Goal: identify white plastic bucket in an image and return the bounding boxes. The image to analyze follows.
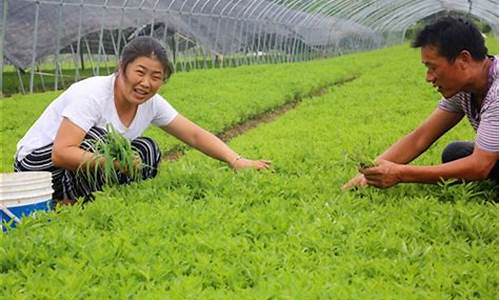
[0,172,54,231]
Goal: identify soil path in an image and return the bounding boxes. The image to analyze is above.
[164,75,358,161]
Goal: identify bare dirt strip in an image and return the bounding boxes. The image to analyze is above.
[164,75,358,161]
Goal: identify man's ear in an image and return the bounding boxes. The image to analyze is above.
[455,50,473,70]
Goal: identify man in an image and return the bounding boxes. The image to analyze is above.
[343,17,498,190]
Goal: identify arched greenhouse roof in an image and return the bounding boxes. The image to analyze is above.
[1,0,498,71]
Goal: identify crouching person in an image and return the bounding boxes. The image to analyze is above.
[343,17,498,190]
[14,36,271,204]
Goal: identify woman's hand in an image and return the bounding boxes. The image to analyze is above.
[230,157,272,170]
[163,116,272,171]
[115,154,143,176]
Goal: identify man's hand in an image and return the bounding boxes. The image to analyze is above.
[342,173,368,190]
[359,159,403,188]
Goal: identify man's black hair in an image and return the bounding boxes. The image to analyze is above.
[412,17,488,61]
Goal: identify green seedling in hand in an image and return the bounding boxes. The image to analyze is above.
[77,124,143,189]
[358,160,377,171]
[347,152,377,172]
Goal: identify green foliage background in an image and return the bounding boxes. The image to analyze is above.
[0,39,498,298]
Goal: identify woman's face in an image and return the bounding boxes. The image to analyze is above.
[118,56,165,105]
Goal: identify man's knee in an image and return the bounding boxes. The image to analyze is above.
[442,141,498,183]
[441,141,474,163]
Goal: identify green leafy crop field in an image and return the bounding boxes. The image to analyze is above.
[0,40,498,298]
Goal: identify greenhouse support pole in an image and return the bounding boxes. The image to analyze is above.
[245,1,261,65]
[265,6,282,64]
[160,13,172,68]
[117,0,130,63]
[29,1,40,94]
[246,22,256,65]
[234,21,245,68]
[253,24,263,64]
[171,33,177,72]
[241,0,262,65]
[84,38,96,75]
[75,0,84,81]
[289,31,299,63]
[255,0,275,65]
[96,1,110,76]
[244,22,253,66]
[16,68,25,95]
[278,33,286,64]
[270,32,279,64]
[54,0,64,91]
[254,24,263,64]
[213,16,224,68]
[275,0,299,62]
[180,36,187,72]
[261,26,269,64]
[220,0,238,68]
[236,20,247,66]
[273,32,282,64]
[215,9,226,67]
[186,11,198,69]
[0,0,8,97]
[38,64,46,92]
[109,29,118,58]
[150,2,159,37]
[178,0,193,70]
[226,16,240,67]
[294,27,306,62]
[225,1,243,68]
[401,28,407,43]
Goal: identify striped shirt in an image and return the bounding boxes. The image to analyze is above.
[438,56,498,153]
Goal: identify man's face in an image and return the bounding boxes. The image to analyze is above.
[421,45,465,98]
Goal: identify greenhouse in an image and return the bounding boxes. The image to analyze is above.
[0,0,497,95]
[0,0,499,298]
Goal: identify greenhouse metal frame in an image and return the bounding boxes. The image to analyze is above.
[0,0,498,96]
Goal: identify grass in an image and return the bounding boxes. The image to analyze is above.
[1,52,317,96]
[0,48,375,172]
[0,40,498,298]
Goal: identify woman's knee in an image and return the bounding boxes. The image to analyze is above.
[85,126,107,140]
[79,127,108,152]
[131,137,161,179]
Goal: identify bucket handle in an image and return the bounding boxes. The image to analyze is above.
[0,203,21,224]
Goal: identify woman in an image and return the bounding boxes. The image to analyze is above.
[15,37,271,203]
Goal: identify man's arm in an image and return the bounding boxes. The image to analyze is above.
[362,147,497,187]
[400,147,497,182]
[343,107,462,190]
[376,107,463,163]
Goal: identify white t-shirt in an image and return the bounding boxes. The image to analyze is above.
[16,74,178,160]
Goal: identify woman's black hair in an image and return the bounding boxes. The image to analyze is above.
[120,36,174,80]
[412,17,488,62]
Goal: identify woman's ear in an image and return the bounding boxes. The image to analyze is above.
[117,65,124,77]
[117,62,128,78]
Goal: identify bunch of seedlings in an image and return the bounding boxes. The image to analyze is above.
[78,124,143,188]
